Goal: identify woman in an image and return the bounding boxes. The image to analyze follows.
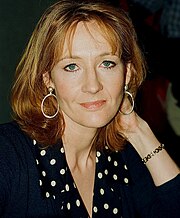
[0,0,179,217]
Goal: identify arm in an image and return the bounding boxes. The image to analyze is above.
[119,111,179,186]
[122,143,180,218]
[0,161,11,217]
[0,123,18,216]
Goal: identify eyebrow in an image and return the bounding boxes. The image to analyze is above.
[59,52,117,61]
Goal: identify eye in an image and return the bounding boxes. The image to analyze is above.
[100,60,116,69]
[64,63,79,72]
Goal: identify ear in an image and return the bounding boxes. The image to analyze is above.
[43,72,55,89]
[125,63,132,85]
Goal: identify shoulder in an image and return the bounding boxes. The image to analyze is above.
[0,121,24,136]
[0,121,34,166]
[0,121,31,144]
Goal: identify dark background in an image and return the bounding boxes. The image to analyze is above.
[0,0,58,123]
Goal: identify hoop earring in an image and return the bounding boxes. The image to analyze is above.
[119,85,134,115]
[41,87,59,119]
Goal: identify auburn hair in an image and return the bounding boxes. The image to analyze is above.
[11,0,146,150]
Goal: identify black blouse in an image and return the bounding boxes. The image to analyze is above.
[35,139,130,217]
[0,121,180,218]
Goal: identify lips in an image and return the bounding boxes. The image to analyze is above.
[80,100,106,110]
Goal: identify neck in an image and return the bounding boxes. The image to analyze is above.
[62,123,97,170]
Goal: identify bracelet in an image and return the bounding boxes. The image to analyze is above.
[142,143,165,164]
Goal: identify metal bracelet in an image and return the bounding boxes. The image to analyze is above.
[142,143,165,164]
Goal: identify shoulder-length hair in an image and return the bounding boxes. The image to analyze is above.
[11,0,146,151]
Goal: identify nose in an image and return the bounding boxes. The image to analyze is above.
[81,68,103,94]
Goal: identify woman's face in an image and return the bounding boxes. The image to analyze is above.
[48,21,130,130]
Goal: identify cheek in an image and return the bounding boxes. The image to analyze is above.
[53,81,78,105]
[110,82,125,110]
[110,78,124,98]
[51,74,69,98]
[55,85,69,102]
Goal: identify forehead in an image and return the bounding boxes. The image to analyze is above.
[64,21,115,56]
[55,20,120,60]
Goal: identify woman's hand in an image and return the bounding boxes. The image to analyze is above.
[117,102,179,186]
[117,102,157,154]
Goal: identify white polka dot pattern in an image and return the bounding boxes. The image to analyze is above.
[60,169,65,175]
[113,208,118,214]
[93,206,98,213]
[50,159,56,165]
[40,150,46,156]
[34,141,130,217]
[76,199,81,207]
[42,171,46,177]
[51,180,56,187]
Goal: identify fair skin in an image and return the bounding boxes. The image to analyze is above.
[43,21,179,217]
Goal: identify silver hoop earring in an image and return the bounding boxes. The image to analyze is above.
[119,85,134,115]
[41,87,59,119]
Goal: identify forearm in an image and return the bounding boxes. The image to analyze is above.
[128,121,180,186]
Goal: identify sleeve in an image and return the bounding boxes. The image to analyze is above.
[156,175,180,217]
[122,144,180,218]
[0,124,18,216]
[0,161,12,216]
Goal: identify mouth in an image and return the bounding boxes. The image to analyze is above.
[80,100,106,110]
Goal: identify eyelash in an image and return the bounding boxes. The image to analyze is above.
[64,63,79,72]
[64,60,116,72]
[101,60,116,69]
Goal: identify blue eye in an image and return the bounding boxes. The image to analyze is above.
[101,60,116,69]
[64,63,79,72]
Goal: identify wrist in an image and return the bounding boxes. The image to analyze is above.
[142,143,165,164]
[127,121,160,156]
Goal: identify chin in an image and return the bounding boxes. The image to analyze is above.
[81,115,115,128]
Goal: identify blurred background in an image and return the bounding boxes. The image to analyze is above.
[0,0,59,124]
[0,0,179,165]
